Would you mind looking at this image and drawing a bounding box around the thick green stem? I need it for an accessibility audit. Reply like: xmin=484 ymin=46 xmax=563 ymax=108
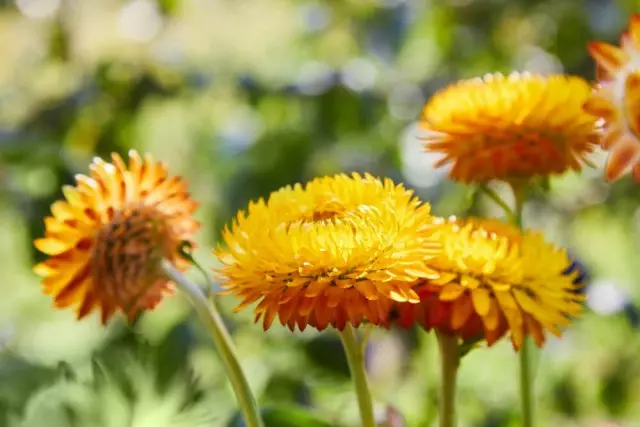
xmin=509 ymin=182 xmax=534 ymax=427
xmin=338 ymin=324 xmax=376 ymax=427
xmin=161 ymin=260 xmax=264 ymax=427
xmin=436 ymin=331 xmax=459 ymax=427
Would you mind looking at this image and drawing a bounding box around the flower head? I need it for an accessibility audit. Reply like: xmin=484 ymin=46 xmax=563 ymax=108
xmin=421 ymin=72 xmax=600 ymax=183
xmin=585 ymin=14 xmax=640 ymax=182
xmin=215 ymin=173 xmax=441 ymax=332
xmin=390 ymin=217 xmax=583 ymax=350
xmin=34 ymin=151 xmax=200 ymax=324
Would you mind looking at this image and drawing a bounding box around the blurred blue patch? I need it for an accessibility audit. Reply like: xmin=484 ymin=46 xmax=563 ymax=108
xmin=623 ymin=303 xmax=640 ymax=329
xmin=562 ymin=256 xmax=589 ymax=293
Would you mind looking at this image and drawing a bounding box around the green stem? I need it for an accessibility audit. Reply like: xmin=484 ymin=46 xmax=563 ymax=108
xmin=161 ymin=260 xmax=265 ymax=427
xmin=338 ymin=324 xmax=376 ymax=427
xmin=519 ymin=341 xmax=533 ymax=427
xmin=478 ymin=184 xmax=516 ymax=224
xmin=509 ymin=182 xmax=533 ymax=427
xmin=436 ymin=331 xmax=459 ymax=427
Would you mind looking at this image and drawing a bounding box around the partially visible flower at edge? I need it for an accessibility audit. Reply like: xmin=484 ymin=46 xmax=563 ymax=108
xmin=33 ymin=151 xmax=200 ymax=324
xmin=585 ymin=13 xmax=640 ymax=182
xmin=389 ymin=217 xmax=584 ymax=350
xmin=421 ymin=72 xmax=601 ymax=184
xmin=215 ymin=173 xmax=442 ymax=332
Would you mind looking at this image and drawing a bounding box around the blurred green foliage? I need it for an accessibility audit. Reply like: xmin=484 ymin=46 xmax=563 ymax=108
xmin=1 ymin=0 xmax=640 ymax=426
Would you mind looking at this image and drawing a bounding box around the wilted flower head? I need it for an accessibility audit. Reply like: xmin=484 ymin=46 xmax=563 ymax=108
xmin=216 ymin=173 xmax=441 ymax=331
xmin=391 ymin=217 xmax=584 ymax=350
xmin=34 ymin=151 xmax=199 ymax=323
xmin=585 ymin=13 xmax=640 ymax=182
xmin=421 ymin=72 xmax=600 ymax=183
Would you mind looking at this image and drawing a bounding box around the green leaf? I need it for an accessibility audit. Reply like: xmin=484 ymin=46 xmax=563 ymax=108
xmin=0 ymin=354 xmax=58 ymax=413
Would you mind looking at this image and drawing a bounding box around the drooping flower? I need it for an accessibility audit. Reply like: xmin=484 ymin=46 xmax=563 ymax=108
xmin=585 ymin=13 xmax=640 ymax=182
xmin=421 ymin=72 xmax=600 ymax=183
xmin=215 ymin=173 xmax=441 ymax=332
xmin=390 ymin=217 xmax=584 ymax=350
xmin=34 ymin=151 xmax=200 ymax=324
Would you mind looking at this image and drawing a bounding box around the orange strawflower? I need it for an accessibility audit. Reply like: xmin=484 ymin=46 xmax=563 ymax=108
xmin=585 ymin=13 xmax=640 ymax=182
xmin=421 ymin=72 xmax=600 ymax=183
xmin=390 ymin=217 xmax=583 ymax=350
xmin=33 ymin=151 xmax=200 ymax=323
xmin=215 ymin=173 xmax=441 ymax=332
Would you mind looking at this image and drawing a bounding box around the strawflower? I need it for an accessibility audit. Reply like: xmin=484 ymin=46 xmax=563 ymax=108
xmin=34 ymin=151 xmax=199 ymax=323
xmin=421 ymin=72 xmax=600 ymax=183
xmin=585 ymin=13 xmax=640 ymax=182
xmin=391 ymin=217 xmax=584 ymax=350
xmin=215 ymin=173 xmax=441 ymax=332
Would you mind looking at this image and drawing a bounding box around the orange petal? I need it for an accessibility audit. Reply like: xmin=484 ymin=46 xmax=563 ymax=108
xmin=299 ymin=296 xmax=317 ymax=317
xmin=605 ymin=134 xmax=640 ymax=181
xmin=277 ymin=298 xmax=300 ymax=325
xmin=262 ymin=305 xmax=277 ymax=330
xmin=524 ymin=315 xmax=545 ymax=348
xmin=326 ymin=287 xmax=344 ymax=308
xmin=450 ymin=297 xmax=473 ymax=329
xmin=76 ymin=290 xmax=97 ymax=319
xmin=587 ymin=42 xmax=627 ymax=75
xmin=602 ymin=127 xmax=623 ymax=150
xmin=355 ymin=280 xmax=379 ymax=300
xmin=627 ymin=13 xmax=640 ymax=50
xmin=484 ymin=325 xmax=505 ymax=347
xmin=624 ymin=71 xmax=640 ymax=137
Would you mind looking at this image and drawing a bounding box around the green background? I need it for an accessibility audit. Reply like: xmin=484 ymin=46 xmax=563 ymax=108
xmin=0 ymin=0 xmax=639 ymax=426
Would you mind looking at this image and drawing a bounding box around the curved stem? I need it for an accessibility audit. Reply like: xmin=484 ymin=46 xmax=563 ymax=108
xmin=161 ymin=260 xmax=264 ymax=427
xmin=436 ymin=331 xmax=459 ymax=427
xmin=338 ymin=324 xmax=376 ymax=427
xmin=478 ymin=184 xmax=516 ymax=223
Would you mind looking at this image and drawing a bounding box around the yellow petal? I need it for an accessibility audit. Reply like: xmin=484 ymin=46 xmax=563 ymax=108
xmin=439 ymin=283 xmax=465 ymax=301
xmin=460 ymin=274 xmax=480 ymax=289
xmin=471 ymin=287 xmax=491 ymax=316
xmin=34 ymin=238 xmax=72 ymax=256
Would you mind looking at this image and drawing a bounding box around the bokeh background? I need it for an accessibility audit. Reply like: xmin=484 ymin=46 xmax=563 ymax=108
xmin=1 ymin=0 xmax=639 ymax=426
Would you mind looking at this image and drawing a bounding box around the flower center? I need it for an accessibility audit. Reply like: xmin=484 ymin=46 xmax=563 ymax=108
xmin=311 ymin=210 xmax=340 ymax=221
xmin=91 ymin=204 xmax=173 ymax=309
xmin=303 ymin=197 xmax=346 ymax=223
